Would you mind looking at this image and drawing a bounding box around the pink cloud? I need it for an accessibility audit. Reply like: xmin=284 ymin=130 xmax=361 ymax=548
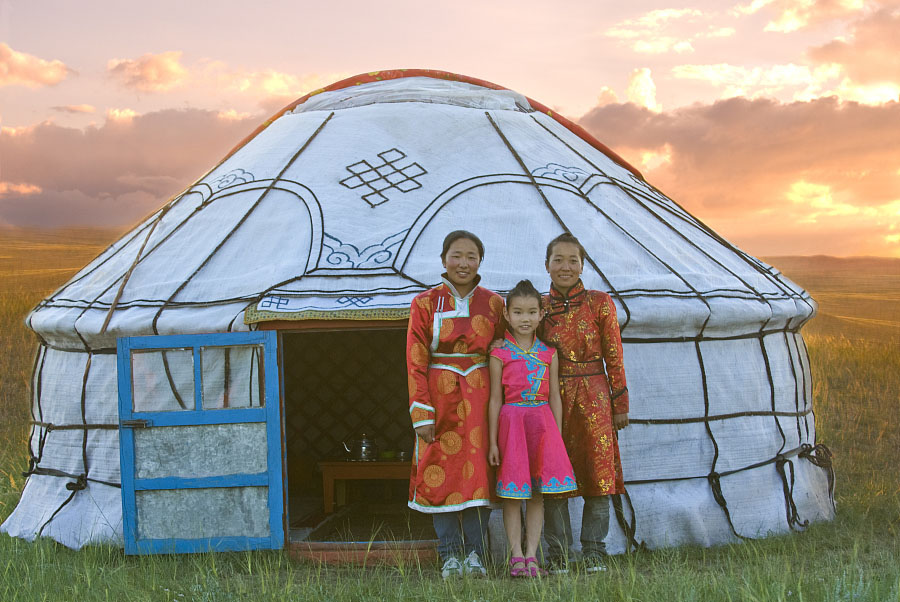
xmin=0 ymin=43 xmax=70 ymax=88
xmin=107 ymin=51 xmax=188 ymax=92
xmin=0 ymin=108 xmax=257 ymax=227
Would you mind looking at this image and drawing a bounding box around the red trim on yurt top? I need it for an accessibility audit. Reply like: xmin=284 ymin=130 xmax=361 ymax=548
xmin=221 ymin=69 xmax=643 ymax=180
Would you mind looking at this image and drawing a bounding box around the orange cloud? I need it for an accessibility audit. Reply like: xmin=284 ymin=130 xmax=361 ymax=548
xmin=672 ymin=62 xmax=842 ymax=100
xmin=734 ymin=0 xmax=865 ymax=32
xmin=605 ymin=9 xmax=735 ymax=54
xmin=200 ymin=62 xmax=348 ymax=105
xmin=578 ymin=96 xmax=900 ymax=256
xmin=626 ymin=68 xmax=662 ymax=112
xmin=106 ymin=108 xmax=139 ymax=122
xmin=0 ymin=43 xmax=70 ymax=88
xmin=808 ymin=7 xmax=900 ymax=84
xmin=52 ymin=104 xmax=96 ymax=114
xmin=0 ymin=181 xmax=42 ymax=196
xmin=107 ymin=51 xmax=188 ymax=92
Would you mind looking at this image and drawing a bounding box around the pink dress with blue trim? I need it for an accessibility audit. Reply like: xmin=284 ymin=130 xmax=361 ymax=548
xmin=490 ymin=334 xmax=577 ymax=499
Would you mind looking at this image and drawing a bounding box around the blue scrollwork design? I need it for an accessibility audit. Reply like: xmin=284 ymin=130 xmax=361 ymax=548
xmin=212 ymin=168 xmax=255 ymax=190
xmin=532 ymin=163 xmax=589 ymax=185
xmin=321 ymin=229 xmax=408 ymax=269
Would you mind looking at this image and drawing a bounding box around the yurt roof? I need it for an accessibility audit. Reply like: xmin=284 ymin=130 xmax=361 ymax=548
xmin=28 ymin=69 xmax=815 ymax=351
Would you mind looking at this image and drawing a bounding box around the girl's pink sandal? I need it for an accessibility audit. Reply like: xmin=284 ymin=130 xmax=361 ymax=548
xmin=525 ymin=557 xmax=548 ymax=577
xmin=509 ymin=556 xmax=529 ymax=578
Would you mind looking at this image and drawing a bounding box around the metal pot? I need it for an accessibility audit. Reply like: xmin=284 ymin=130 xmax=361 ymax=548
xmin=342 ymin=433 xmax=378 ymax=461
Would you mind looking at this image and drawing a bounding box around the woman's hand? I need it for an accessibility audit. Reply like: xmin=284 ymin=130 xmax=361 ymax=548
xmin=488 ymin=338 xmax=504 ymax=352
xmin=415 ymin=424 xmax=435 ymax=444
xmin=488 ymin=444 xmax=501 ymax=467
xmin=613 ymin=413 xmax=629 ymax=430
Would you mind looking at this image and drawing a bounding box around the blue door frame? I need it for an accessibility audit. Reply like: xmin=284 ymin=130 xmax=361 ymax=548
xmin=117 ymin=330 xmax=285 ymax=554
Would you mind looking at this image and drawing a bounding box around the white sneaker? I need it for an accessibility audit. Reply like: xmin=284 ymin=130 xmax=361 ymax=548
xmin=441 ymin=556 xmax=463 ymax=579
xmin=462 ymin=550 xmax=487 ymax=577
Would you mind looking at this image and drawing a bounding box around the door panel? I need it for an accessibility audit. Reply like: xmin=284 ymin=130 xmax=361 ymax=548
xmin=117 ymin=330 xmax=283 ymax=554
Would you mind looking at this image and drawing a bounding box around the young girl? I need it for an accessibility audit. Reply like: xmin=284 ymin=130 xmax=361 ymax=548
xmin=488 ymin=280 xmax=577 ymax=578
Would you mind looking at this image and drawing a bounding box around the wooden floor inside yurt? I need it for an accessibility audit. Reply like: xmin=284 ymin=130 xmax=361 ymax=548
xmin=278 ymin=328 xmax=437 ymax=563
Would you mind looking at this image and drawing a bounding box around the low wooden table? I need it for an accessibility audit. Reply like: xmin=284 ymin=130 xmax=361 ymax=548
xmin=319 ymin=460 xmax=412 ymax=514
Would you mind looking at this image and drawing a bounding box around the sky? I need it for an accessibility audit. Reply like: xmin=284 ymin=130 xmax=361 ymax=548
xmin=1 ymin=0 xmax=899 ymax=257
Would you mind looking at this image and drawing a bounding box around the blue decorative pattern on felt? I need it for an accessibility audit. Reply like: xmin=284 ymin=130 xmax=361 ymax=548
xmin=321 ymin=229 xmax=408 ymax=269
xmin=531 ymin=163 xmax=589 ymax=185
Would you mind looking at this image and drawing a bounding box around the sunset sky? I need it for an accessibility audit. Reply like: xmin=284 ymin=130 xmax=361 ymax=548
xmin=2 ymin=0 xmax=899 ymax=257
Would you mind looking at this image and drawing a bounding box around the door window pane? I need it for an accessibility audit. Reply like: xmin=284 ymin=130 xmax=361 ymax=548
xmin=200 ymin=345 xmax=265 ymax=409
xmin=132 ymin=348 xmax=194 ymax=412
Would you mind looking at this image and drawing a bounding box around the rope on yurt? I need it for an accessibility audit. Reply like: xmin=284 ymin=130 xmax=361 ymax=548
xmin=483 ymin=111 xmax=633 ymax=330
xmin=695 ymin=341 xmax=749 ymax=540
xmin=29 ymin=353 xmax=108 ymax=537
xmin=161 ymin=352 xmax=188 ymax=409
xmin=100 ymin=204 xmax=172 ymax=334
xmin=25 ymin=347 xmax=47 ymax=478
xmin=795 ymin=334 xmax=814 ymax=441
xmin=611 ymin=488 xmax=646 ymax=553
xmin=629 ymin=406 xmax=813 ymax=425
xmin=799 ymin=443 xmax=835 ymax=508
xmin=784 ymin=332 xmax=805 ymax=445
xmin=29 ymin=216 xmax=159 ymax=315
xmin=607 ymin=172 xmax=815 ymax=317
xmin=775 ymin=452 xmax=809 ymax=531
xmin=150 ymin=112 xmax=335 ymax=336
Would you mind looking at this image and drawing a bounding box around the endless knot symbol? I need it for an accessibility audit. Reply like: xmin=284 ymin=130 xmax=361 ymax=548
xmin=339 ymin=148 xmax=427 ymax=207
xmin=258 ymin=296 xmax=290 ymax=310
xmin=337 ymin=296 xmax=373 ymax=307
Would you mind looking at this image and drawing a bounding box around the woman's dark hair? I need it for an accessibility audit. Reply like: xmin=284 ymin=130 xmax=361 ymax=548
xmin=441 ymin=230 xmax=485 ymax=261
xmin=545 ymin=232 xmax=586 ymax=264
xmin=506 ymin=279 xmax=542 ymax=306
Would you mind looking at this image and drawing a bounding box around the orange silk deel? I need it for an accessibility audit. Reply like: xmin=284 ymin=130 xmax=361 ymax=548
xmin=541 ymin=280 xmax=629 ymax=496
xmin=407 ymin=280 xmax=505 ymax=511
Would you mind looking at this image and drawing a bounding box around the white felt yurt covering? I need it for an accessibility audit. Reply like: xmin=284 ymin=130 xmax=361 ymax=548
xmin=2 ymin=70 xmax=834 ymax=551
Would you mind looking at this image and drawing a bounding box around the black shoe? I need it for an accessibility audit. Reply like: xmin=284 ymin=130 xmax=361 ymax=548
xmin=579 ymin=555 xmax=608 ymax=573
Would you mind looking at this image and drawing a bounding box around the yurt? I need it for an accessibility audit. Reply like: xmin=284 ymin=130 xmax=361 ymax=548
xmin=1 ymin=70 xmax=834 ymax=556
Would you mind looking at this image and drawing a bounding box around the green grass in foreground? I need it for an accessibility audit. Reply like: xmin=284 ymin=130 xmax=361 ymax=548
xmin=0 ymin=230 xmax=898 ymax=600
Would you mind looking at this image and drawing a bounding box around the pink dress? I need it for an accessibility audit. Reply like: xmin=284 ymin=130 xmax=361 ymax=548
xmin=490 ymin=333 xmax=577 ymax=499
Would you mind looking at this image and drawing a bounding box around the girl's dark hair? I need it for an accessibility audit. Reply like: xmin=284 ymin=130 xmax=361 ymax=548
xmin=441 ymin=230 xmax=485 ymax=261
xmin=506 ymin=279 xmax=542 ymax=306
xmin=545 ymin=232 xmax=585 ymax=264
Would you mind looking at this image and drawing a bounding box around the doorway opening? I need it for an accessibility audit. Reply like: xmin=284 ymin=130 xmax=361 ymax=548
xmin=280 ymin=328 xmax=435 ymax=547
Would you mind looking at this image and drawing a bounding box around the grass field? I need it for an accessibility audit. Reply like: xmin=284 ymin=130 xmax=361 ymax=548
xmin=0 ymin=228 xmax=898 ymax=601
